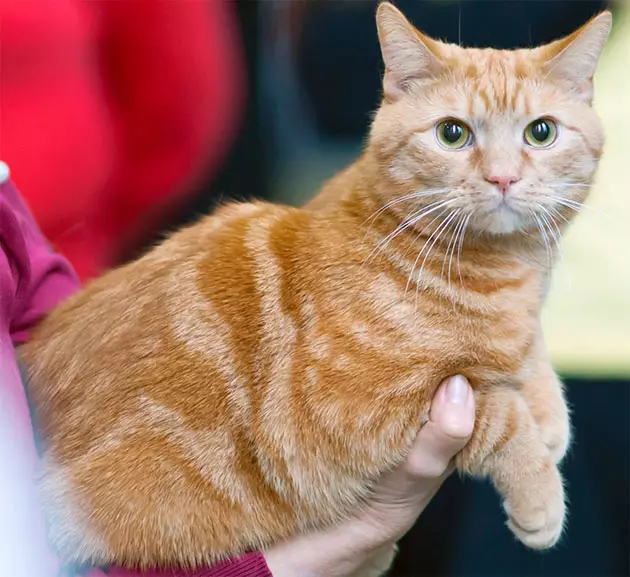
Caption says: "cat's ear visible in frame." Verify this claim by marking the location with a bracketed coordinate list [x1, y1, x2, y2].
[376, 2, 445, 101]
[539, 11, 612, 102]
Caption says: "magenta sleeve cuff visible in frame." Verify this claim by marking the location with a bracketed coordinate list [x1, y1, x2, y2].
[192, 553, 273, 577]
[104, 553, 273, 577]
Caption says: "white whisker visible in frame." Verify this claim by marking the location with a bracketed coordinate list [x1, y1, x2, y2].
[403, 209, 451, 297]
[538, 207, 562, 262]
[545, 204, 569, 225]
[555, 182, 590, 189]
[544, 194, 613, 222]
[363, 188, 447, 227]
[414, 209, 461, 310]
[363, 198, 457, 267]
[404, 208, 452, 299]
[440, 214, 460, 282]
[456, 213, 472, 286]
[530, 209, 553, 270]
[443, 213, 466, 290]
[539, 205, 573, 292]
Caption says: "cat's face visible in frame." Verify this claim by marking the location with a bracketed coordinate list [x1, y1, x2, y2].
[369, 3, 611, 236]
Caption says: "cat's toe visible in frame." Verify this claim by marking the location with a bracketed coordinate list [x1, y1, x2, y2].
[545, 432, 571, 464]
[538, 415, 571, 464]
[503, 463, 566, 550]
[505, 502, 565, 549]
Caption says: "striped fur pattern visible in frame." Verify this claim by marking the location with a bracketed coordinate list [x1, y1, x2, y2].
[20, 4, 611, 572]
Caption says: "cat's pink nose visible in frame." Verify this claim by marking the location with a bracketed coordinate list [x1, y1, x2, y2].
[485, 175, 521, 195]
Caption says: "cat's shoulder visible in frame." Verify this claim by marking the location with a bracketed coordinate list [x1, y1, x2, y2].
[202, 199, 307, 229]
[161, 200, 308, 245]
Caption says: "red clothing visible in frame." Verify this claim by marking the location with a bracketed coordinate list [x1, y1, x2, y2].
[0, 172, 271, 575]
[0, 0, 245, 281]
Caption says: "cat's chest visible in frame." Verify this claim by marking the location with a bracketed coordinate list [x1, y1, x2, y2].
[361, 273, 541, 375]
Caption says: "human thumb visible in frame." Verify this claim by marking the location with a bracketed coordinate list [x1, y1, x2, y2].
[403, 375, 476, 479]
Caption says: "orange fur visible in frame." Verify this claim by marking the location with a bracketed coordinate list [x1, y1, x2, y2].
[20, 4, 611, 572]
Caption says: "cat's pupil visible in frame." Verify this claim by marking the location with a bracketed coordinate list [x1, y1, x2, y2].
[531, 121, 550, 142]
[443, 122, 463, 143]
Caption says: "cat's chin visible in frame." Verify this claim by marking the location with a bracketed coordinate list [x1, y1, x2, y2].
[471, 205, 525, 236]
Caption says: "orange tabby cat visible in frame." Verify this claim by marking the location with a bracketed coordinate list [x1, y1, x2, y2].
[21, 3, 611, 573]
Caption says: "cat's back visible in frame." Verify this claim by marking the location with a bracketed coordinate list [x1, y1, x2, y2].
[23, 201, 268, 357]
[21, 200, 313, 448]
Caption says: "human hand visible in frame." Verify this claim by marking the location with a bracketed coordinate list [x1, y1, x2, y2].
[264, 375, 476, 577]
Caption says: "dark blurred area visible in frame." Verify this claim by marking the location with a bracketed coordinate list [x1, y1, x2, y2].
[1, 0, 627, 575]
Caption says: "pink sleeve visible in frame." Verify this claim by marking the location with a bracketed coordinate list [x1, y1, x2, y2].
[2, 181, 80, 343]
[103, 552, 272, 577]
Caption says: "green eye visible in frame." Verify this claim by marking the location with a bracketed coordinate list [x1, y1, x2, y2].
[524, 118, 558, 147]
[436, 120, 472, 150]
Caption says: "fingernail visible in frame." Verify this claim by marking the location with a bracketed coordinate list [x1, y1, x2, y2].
[446, 375, 469, 404]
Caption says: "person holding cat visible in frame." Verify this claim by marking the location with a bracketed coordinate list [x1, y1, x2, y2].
[0, 161, 475, 576]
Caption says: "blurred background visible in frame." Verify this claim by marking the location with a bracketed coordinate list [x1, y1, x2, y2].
[0, 0, 627, 575]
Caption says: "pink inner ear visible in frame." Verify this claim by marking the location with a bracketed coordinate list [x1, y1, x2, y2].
[573, 80, 595, 103]
[382, 70, 409, 102]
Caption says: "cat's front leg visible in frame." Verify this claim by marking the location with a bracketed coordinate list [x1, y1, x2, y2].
[520, 331, 571, 463]
[457, 388, 566, 549]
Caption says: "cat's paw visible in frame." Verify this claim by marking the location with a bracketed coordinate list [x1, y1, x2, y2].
[503, 460, 566, 549]
[537, 407, 571, 464]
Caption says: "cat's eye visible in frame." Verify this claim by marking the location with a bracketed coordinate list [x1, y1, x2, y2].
[436, 120, 473, 150]
[524, 118, 558, 148]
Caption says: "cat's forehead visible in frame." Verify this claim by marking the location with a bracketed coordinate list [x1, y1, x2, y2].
[440, 43, 539, 77]
[437, 46, 552, 117]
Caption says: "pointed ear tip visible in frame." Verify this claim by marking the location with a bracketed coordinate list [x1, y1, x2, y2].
[376, 1, 395, 13]
[376, 1, 400, 21]
[376, 1, 411, 37]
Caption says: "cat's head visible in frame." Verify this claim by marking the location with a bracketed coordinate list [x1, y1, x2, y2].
[368, 2, 612, 236]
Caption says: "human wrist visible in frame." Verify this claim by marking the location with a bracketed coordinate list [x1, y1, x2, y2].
[263, 518, 395, 577]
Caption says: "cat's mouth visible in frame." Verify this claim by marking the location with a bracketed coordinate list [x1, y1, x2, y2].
[474, 199, 525, 234]
[487, 197, 522, 216]
[478, 195, 524, 221]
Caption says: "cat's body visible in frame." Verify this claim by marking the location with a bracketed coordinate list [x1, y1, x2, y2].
[20, 4, 611, 573]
